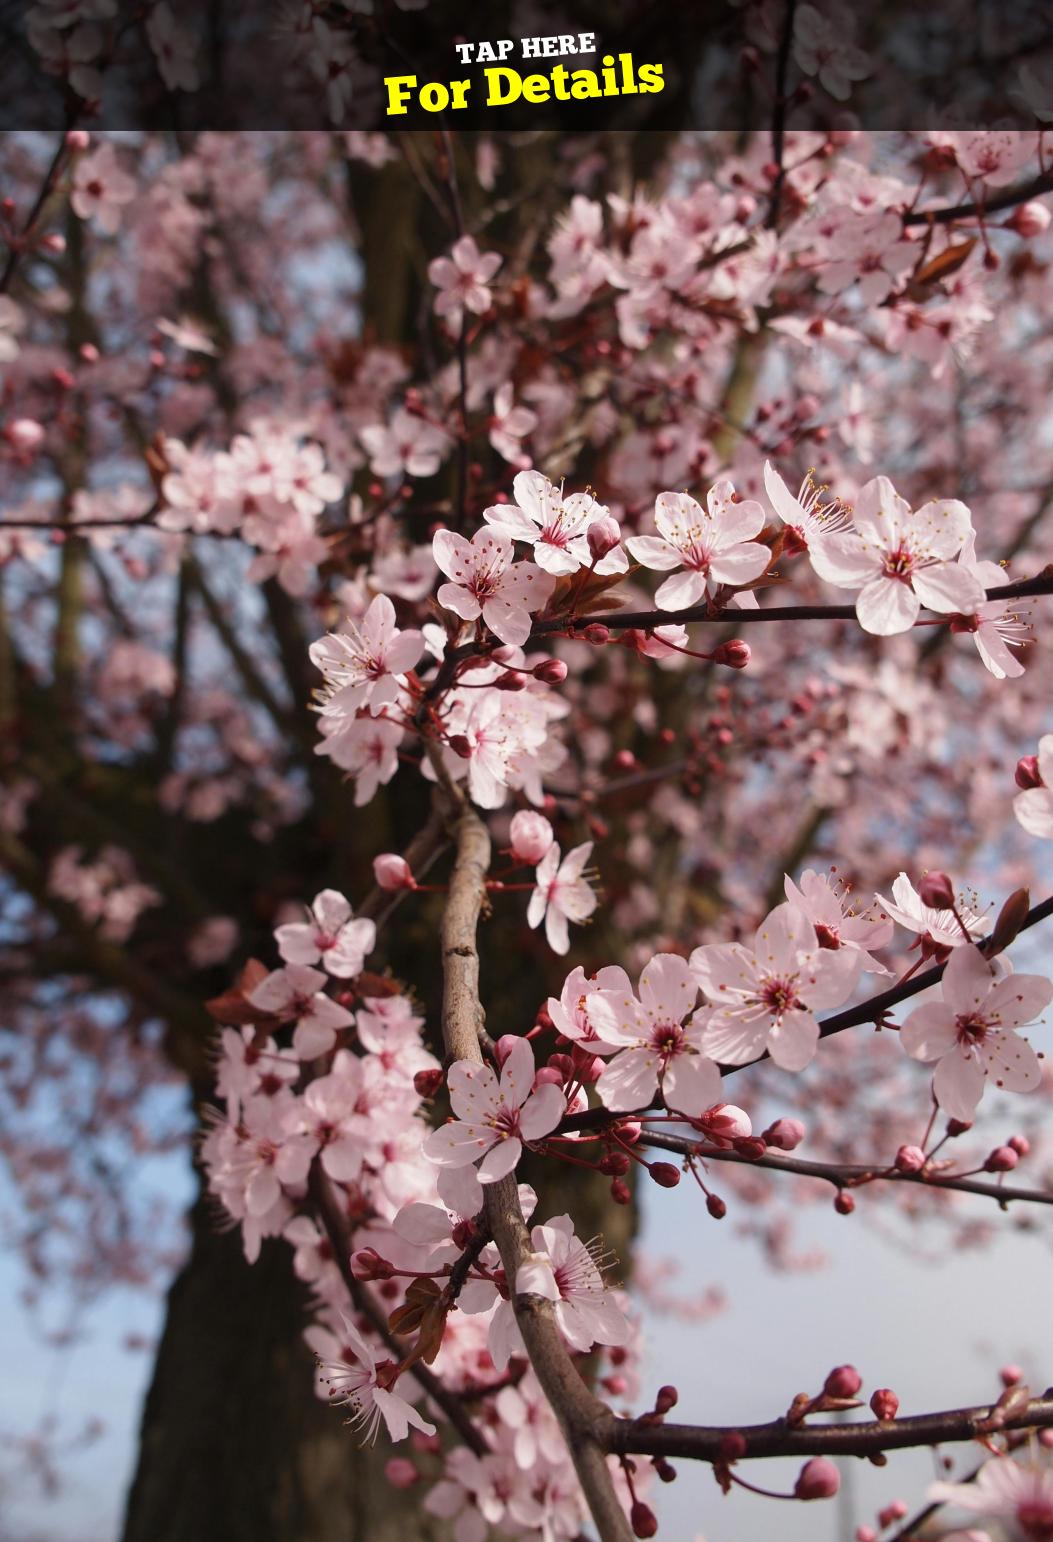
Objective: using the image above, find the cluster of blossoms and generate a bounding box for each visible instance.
[160,421,344,595]
[202,890,646,1539]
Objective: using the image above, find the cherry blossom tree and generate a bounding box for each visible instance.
[4,32,1053,1542]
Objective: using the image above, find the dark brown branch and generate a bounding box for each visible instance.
[903,170,1053,227]
[607,1394,1053,1462]
[629,1128,1053,1209]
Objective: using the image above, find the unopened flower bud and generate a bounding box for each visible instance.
[351,1247,394,1280]
[1006,201,1052,237]
[834,1191,855,1215]
[706,1193,726,1219]
[654,1385,679,1415]
[762,1118,805,1151]
[493,1035,522,1068]
[447,734,472,759]
[613,749,637,771]
[824,1365,862,1399]
[878,1501,908,1526]
[570,1047,604,1083]
[533,1066,564,1089]
[711,638,752,669]
[40,232,66,254]
[79,342,99,363]
[856,1528,877,1542]
[1015,754,1044,790]
[1000,1363,1024,1387]
[870,1388,899,1421]
[495,669,528,691]
[5,418,44,454]
[985,1145,1019,1172]
[732,1136,767,1160]
[509,809,553,865]
[66,129,90,151]
[918,871,955,910]
[611,1178,631,1204]
[413,1068,443,1099]
[630,1501,658,1538]
[587,514,622,562]
[533,658,567,684]
[1008,1134,1030,1156]
[794,1457,840,1500]
[653,1456,677,1482]
[582,623,610,645]
[384,1458,419,1489]
[649,1162,681,1188]
[373,853,414,890]
[894,1144,926,1173]
[599,1151,631,1176]
[946,1117,972,1137]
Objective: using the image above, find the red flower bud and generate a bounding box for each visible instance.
[985,1145,1019,1172]
[946,1118,972,1137]
[1015,754,1044,790]
[373,853,415,890]
[894,1144,926,1174]
[599,1151,631,1176]
[794,1457,840,1500]
[706,1193,727,1219]
[611,1179,631,1204]
[653,1456,677,1483]
[384,1457,419,1489]
[533,658,568,684]
[823,1365,862,1399]
[1008,1134,1031,1156]
[917,871,955,910]
[351,1247,394,1280]
[630,1501,658,1538]
[731,1136,767,1160]
[649,1162,681,1188]
[834,1191,855,1215]
[870,1388,899,1421]
[1006,200,1052,237]
[711,638,752,669]
[413,1068,443,1099]
[582,623,610,645]
[495,670,528,691]
[654,1385,679,1415]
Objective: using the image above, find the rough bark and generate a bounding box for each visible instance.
[122,1176,441,1542]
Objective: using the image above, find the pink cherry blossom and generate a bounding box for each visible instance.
[311,1315,437,1443]
[792,4,871,100]
[483,471,627,578]
[783,869,893,977]
[763,462,851,552]
[809,477,984,635]
[488,383,538,466]
[71,142,136,234]
[314,715,404,805]
[274,889,376,978]
[423,1038,565,1183]
[526,842,597,955]
[589,953,723,1115]
[950,533,1029,680]
[899,943,1051,1120]
[1015,735,1053,838]
[433,527,555,648]
[310,594,424,715]
[546,965,633,1056]
[516,1215,630,1354]
[690,903,858,1071]
[427,235,502,328]
[876,874,986,952]
[248,963,355,1058]
[929,1455,1053,1537]
[361,409,448,480]
[625,479,771,611]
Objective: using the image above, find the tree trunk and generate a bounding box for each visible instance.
[121,1177,442,1542]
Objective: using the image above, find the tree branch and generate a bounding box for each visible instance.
[430,748,632,1542]
[903,169,1053,227]
[608,1394,1053,1462]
